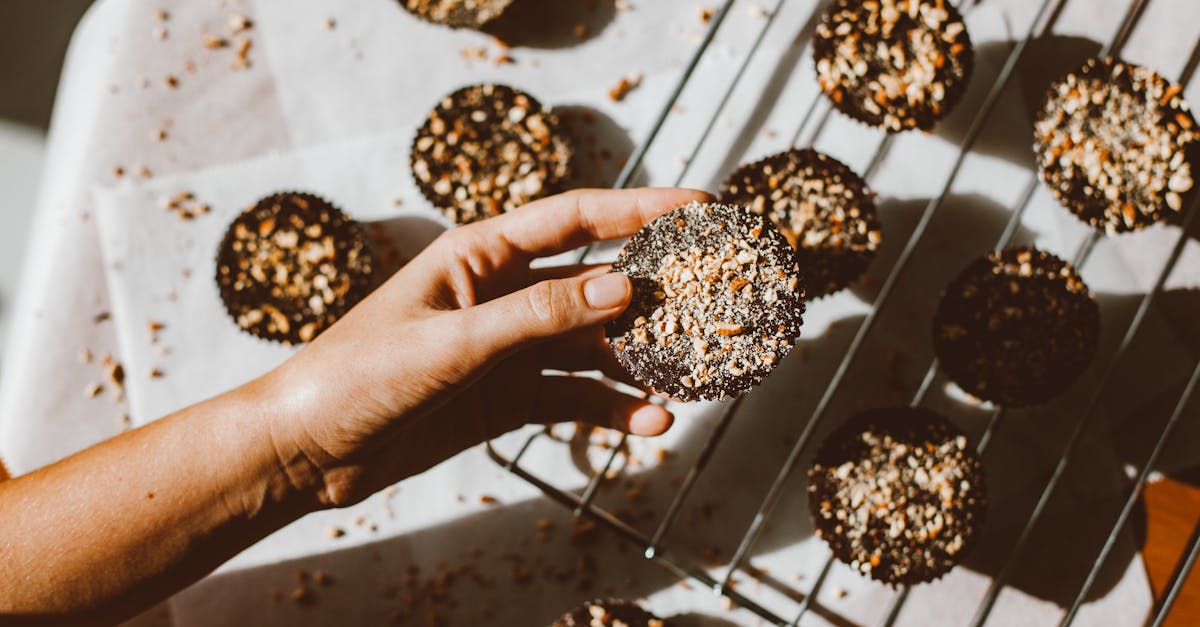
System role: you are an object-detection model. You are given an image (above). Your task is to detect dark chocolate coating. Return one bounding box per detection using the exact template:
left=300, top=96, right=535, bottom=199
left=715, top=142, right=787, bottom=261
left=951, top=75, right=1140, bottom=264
left=933, top=246, right=1099, bottom=406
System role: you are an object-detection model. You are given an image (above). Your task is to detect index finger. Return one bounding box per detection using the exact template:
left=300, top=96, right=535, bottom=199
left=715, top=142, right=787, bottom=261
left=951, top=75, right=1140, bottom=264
left=475, top=187, right=714, bottom=259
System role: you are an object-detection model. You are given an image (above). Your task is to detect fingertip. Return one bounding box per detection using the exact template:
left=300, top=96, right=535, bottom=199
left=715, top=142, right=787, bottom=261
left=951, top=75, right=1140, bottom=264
left=627, top=403, right=674, bottom=436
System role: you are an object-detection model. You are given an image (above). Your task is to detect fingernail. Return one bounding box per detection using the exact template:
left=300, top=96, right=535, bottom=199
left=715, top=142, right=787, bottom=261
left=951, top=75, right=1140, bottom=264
left=584, top=273, right=630, bottom=310
left=629, top=405, right=673, bottom=436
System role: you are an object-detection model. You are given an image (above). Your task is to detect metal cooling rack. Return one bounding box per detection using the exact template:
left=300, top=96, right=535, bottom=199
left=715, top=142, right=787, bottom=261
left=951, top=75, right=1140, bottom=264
left=486, top=0, right=1200, bottom=624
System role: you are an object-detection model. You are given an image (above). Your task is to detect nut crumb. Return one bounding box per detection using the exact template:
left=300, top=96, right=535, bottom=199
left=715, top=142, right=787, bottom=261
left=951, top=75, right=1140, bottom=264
left=608, top=72, right=643, bottom=102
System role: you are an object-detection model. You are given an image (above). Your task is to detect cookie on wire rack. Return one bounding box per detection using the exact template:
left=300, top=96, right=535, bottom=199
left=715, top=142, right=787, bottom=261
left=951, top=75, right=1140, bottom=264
left=720, top=148, right=882, bottom=298
left=606, top=202, right=806, bottom=402
left=411, top=83, right=573, bottom=225
left=400, top=0, right=514, bottom=29
left=215, top=192, right=376, bottom=345
left=813, top=0, right=974, bottom=132
left=932, top=246, right=1099, bottom=407
left=1034, top=57, right=1198, bottom=234
left=551, top=599, right=669, bottom=627
left=807, top=406, right=987, bottom=586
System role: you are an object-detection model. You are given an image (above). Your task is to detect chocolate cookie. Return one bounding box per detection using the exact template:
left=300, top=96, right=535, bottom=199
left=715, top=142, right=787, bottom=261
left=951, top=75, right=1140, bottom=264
left=933, top=246, right=1098, bottom=407
left=411, top=83, right=573, bottom=225
left=1034, top=57, right=1198, bottom=233
left=551, top=599, right=668, bottom=627
left=807, top=407, right=986, bottom=586
left=814, top=0, right=973, bottom=132
left=400, top=0, right=514, bottom=29
left=215, top=192, right=375, bottom=345
left=606, top=202, right=806, bottom=402
left=720, top=148, right=881, bottom=297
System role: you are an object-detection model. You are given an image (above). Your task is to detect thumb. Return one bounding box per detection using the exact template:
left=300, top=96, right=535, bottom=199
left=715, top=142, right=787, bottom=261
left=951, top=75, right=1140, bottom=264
left=464, top=271, right=632, bottom=358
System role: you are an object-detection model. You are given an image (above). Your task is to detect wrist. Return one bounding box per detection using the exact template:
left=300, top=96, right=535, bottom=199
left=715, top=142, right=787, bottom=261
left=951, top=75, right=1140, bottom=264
left=220, top=370, right=331, bottom=520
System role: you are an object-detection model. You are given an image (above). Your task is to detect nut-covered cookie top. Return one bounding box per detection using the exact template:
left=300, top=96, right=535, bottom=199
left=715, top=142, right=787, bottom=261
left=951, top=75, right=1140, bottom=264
left=814, top=0, right=974, bottom=132
left=215, top=192, right=375, bottom=345
left=606, top=202, right=806, bottom=402
left=808, top=407, right=986, bottom=585
left=411, top=83, right=573, bottom=225
left=1034, top=57, right=1197, bottom=233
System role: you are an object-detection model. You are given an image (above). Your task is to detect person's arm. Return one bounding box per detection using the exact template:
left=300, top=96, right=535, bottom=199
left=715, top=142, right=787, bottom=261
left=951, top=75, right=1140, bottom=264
left=0, top=187, right=709, bottom=626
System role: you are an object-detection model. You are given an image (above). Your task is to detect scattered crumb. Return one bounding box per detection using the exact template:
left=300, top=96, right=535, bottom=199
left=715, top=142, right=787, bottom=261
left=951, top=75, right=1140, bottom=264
left=324, top=17, right=336, bottom=30
left=312, top=570, right=333, bottom=586
left=228, top=14, right=252, bottom=34
left=608, top=72, right=643, bottom=102
left=137, top=165, right=153, bottom=178
left=85, top=383, right=104, bottom=398
left=103, top=355, right=125, bottom=394
left=79, top=347, right=93, bottom=364
left=574, top=23, right=589, bottom=39
left=479, top=494, right=498, bottom=505
left=232, top=37, right=252, bottom=69
left=290, top=584, right=312, bottom=604
left=832, top=586, right=847, bottom=599
left=148, top=368, right=164, bottom=379
left=202, top=35, right=228, bottom=49
left=152, top=128, right=167, bottom=142
left=153, top=9, right=169, bottom=21
left=165, top=75, right=179, bottom=89
left=153, top=26, right=168, bottom=41
left=326, top=526, right=345, bottom=539
left=699, top=6, right=715, bottom=23
left=113, top=166, right=125, bottom=178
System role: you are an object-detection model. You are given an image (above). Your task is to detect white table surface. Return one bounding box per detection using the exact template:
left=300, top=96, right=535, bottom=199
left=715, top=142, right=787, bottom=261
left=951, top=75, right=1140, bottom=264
left=2, top=0, right=1199, bottom=625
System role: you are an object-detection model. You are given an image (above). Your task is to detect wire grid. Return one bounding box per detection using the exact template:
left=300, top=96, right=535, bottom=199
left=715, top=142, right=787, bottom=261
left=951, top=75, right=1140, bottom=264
left=486, top=0, right=1200, bottom=624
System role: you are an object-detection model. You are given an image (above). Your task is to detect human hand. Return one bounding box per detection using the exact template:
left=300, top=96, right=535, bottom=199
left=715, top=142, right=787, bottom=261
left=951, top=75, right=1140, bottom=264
left=260, top=187, right=713, bottom=509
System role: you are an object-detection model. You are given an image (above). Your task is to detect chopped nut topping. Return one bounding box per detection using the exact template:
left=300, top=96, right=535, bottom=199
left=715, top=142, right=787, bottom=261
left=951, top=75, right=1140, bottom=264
left=411, top=84, right=572, bottom=224
left=401, top=0, right=514, bottom=28
left=814, top=0, right=973, bottom=131
left=808, top=408, right=985, bottom=585
left=215, top=193, right=375, bottom=345
left=1034, top=57, right=1197, bottom=233
left=608, top=202, right=806, bottom=401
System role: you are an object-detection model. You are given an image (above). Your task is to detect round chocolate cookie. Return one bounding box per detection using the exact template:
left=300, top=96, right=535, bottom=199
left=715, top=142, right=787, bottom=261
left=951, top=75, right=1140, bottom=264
left=807, top=407, right=986, bottom=586
left=411, top=83, right=573, bottom=225
left=933, top=247, right=1098, bottom=407
left=1034, top=57, right=1198, bottom=234
left=814, top=0, right=973, bottom=132
left=400, top=0, right=513, bottom=29
left=720, top=148, right=882, bottom=298
left=606, top=202, right=806, bottom=402
left=551, top=599, right=668, bottom=627
left=215, top=192, right=375, bottom=345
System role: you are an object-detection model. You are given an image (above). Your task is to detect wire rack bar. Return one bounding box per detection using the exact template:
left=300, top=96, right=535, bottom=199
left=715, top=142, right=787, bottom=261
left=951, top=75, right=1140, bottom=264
left=1152, top=517, right=1200, bottom=627
left=611, top=0, right=736, bottom=194
left=484, top=439, right=843, bottom=626
left=1062, top=358, right=1200, bottom=625
left=485, top=0, right=1200, bottom=622
left=717, top=0, right=1064, bottom=591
